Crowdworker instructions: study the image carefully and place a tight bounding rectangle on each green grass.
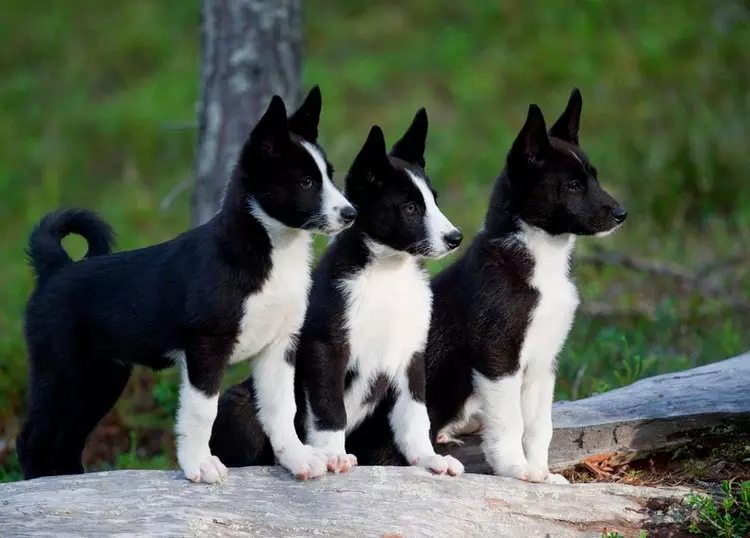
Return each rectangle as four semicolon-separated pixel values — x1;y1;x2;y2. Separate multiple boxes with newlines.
687;480;750;537
1;1;749;480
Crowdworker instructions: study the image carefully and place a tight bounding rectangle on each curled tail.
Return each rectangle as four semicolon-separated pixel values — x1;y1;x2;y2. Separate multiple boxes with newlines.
27;208;115;279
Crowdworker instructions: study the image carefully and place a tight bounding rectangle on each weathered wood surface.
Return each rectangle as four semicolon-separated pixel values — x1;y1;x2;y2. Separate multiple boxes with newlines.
191;0;302;226
0;467;689;538
441;353;750;474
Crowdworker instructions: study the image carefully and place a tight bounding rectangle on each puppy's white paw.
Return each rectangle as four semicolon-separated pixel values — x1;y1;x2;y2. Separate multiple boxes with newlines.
545;472;570;485
525;465;569;484
325;452;358;473
492;462;530;481
182;454;228;484
277;444;329;480
413;454;463;476
443;455;465;476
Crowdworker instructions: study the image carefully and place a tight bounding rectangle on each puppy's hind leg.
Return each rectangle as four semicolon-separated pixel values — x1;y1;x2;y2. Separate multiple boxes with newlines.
18;351;132;480
210;376;275;467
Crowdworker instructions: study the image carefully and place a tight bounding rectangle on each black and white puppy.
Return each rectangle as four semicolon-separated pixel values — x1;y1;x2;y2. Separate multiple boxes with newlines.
427;89;627;483
17;87;357;483
346;89;627;483
211;110;465;476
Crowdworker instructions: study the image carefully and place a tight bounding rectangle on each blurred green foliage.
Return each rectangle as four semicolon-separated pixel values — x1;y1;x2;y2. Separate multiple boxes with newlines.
1;0;749;481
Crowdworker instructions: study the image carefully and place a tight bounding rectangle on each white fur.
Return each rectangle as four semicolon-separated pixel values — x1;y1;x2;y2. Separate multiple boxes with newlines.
595;224;623;238
173;352;228;483
305;402;357;473
301;141;353;234
406;171;459;257
339;246;431;432
305;241;461;475
228;205;331;479
477;221;578;484
231;206;312;366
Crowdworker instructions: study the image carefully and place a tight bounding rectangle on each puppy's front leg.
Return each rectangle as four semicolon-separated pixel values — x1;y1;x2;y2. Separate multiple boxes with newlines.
252;337;328;480
522;365;568;484
390;353;464;476
302;342;357;473
474;370;529;481
175;340;230;484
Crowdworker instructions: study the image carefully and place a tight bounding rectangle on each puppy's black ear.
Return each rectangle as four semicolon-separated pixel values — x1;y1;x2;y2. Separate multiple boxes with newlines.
288;85;322;142
349;126;390;186
390;107;428;168
251;95;290;157
549;88;582;146
510;104;550;168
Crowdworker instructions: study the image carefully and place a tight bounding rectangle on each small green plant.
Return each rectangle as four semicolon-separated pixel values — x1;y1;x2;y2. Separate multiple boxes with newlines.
687;480;750;538
0;450;23;483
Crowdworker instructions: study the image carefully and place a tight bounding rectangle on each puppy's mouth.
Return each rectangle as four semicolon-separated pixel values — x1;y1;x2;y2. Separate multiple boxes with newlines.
593;222;623;238
420;245;460;260
308;219;355;237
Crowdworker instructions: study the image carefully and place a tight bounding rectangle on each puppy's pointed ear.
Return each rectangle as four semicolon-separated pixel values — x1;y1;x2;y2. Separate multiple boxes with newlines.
510;104;550;168
549;88;582;146
288;85;322;142
349;126;390;185
390;107;428;168
251;95;290;157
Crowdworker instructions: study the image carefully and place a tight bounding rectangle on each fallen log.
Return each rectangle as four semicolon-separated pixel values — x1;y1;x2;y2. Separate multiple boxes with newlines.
0;466;690;537
440;353;750;474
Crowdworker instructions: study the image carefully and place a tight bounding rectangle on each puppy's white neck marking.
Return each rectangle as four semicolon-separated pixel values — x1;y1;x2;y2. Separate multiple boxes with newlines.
516;220;575;273
364;236;413;264
248;198;310;249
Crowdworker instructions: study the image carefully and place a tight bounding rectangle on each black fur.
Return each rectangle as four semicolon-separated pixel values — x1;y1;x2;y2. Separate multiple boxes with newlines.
211;109;461;471
17;86;349;480
346;89;627;466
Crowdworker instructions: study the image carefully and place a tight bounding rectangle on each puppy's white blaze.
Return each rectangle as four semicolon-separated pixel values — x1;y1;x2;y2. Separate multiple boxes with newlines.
406;171;457;256
174;353;221;481
301;140;352;232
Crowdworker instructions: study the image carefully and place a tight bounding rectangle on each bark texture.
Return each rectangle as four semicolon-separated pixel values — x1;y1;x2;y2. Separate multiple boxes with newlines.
0;467;690;537
440;353;750;474
191;0;302;226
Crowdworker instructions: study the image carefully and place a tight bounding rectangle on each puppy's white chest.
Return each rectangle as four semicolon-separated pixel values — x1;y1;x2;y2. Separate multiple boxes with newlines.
519;233;579;370
230;234;312;363
342;257;432;371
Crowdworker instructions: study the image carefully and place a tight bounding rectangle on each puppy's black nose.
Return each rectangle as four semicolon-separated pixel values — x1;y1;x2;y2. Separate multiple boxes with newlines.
340;206;357;224
443;230;463;250
611;206;627;224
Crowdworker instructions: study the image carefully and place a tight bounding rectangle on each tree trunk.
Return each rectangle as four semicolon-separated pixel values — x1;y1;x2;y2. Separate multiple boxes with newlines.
191;0;303;227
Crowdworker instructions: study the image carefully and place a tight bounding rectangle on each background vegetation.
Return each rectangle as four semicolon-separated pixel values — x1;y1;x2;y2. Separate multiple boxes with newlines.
1;0;748;482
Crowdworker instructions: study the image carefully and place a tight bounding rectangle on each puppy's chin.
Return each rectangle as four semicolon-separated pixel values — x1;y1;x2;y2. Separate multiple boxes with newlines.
594;222;624;238
312;221;354;237
419;246;460;261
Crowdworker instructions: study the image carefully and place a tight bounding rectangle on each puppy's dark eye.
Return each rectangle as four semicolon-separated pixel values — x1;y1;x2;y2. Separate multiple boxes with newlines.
301;177;314;189
405;202;418;214
566;179;583;192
